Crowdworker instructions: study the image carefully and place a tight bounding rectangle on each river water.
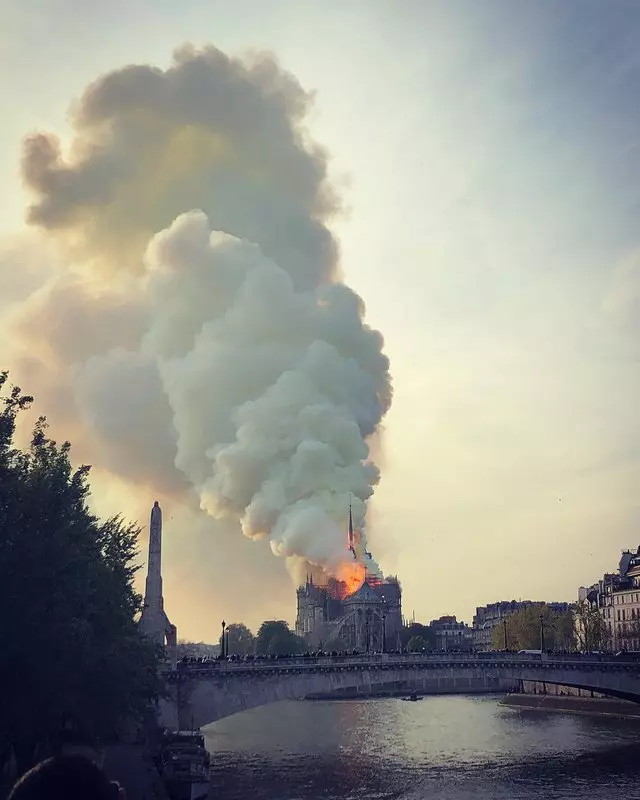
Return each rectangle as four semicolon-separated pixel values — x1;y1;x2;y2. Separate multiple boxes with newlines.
202;695;640;800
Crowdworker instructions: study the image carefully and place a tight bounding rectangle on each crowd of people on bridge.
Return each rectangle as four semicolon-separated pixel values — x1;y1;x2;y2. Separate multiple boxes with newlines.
172;647;639;676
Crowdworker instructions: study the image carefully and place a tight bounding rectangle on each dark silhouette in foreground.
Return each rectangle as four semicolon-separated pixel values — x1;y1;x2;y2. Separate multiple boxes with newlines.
8;755;125;800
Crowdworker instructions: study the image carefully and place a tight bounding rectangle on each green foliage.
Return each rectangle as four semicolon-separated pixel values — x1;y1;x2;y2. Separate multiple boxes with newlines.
400;623;435;650
255;620;304;655
255;620;289;654
407;635;428;652
0;372;162;769
266;631;305;656
491;604;576;651
220;623;255;656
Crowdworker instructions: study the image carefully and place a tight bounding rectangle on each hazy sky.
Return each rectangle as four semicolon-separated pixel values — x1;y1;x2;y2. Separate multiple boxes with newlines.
3;0;640;641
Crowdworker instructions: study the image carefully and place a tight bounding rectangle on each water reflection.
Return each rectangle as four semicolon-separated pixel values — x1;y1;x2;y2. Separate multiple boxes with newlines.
202;695;640;799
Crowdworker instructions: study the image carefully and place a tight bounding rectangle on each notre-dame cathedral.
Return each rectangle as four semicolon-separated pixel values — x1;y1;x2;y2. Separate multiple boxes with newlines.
295;508;402;651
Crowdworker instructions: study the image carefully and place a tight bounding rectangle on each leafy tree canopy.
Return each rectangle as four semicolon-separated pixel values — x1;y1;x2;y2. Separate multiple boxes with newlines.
255;620;290;654
0;372;162;772
220;623;255;656
573;600;611;652
400;623;435;650
407;635;429;652
492;603;576;651
255;620;304;655
266;631;305;656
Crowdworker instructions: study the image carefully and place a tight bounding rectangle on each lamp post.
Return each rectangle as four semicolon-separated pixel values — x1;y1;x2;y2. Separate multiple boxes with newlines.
539;614;545;653
221;620;226;659
226;627;231;658
503;618;508;651
382;614;387;654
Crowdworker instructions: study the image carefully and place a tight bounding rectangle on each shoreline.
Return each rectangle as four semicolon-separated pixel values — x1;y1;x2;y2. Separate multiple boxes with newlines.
501;692;640;719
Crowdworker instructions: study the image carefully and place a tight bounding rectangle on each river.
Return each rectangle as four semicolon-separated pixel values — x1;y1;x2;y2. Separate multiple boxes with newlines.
202;695;640;800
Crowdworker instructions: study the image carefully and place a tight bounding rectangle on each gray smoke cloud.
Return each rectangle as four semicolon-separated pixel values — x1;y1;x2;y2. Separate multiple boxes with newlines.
21;44;338;288
10;44;392;580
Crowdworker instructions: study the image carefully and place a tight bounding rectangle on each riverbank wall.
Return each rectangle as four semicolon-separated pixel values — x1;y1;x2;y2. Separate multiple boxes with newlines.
503;680;640;718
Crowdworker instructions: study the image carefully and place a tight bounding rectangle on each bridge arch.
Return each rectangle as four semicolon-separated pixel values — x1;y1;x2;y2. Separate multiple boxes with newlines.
160;655;640;729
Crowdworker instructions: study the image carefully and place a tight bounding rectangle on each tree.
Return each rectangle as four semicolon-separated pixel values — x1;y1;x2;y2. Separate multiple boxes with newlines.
255;621;289;654
574;600;611;652
266;631;305;656
492;604;576;651
407;635;428;652
0;372;162;773
255;620;304;655
220;623;255;656
400;623;435;651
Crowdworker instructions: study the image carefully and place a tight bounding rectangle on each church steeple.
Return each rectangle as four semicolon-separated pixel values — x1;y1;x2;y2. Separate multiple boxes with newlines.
348;501;356;559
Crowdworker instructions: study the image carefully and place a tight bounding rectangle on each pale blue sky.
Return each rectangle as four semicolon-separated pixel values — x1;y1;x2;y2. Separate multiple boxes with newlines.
3;1;640;638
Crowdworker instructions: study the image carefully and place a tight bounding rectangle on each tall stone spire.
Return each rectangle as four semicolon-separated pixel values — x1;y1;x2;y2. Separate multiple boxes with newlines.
348;501;356;559
144;500;164;618
139;501;177;666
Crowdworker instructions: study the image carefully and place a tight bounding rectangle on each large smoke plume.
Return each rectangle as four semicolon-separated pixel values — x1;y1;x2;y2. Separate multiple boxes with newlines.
11;44;392;581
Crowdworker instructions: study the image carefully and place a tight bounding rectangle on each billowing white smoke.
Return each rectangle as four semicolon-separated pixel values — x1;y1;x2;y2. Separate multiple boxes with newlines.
142;211;389;575
8;44;392;581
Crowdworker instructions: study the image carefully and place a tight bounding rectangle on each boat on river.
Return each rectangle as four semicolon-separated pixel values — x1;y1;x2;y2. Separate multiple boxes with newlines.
158;730;212;800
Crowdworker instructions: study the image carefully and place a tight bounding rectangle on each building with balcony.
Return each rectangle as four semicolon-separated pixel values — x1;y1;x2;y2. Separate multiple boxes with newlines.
579;547;640;651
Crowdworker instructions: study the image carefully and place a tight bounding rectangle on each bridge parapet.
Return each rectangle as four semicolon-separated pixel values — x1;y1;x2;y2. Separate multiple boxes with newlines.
168;652;640;682
159;653;640;730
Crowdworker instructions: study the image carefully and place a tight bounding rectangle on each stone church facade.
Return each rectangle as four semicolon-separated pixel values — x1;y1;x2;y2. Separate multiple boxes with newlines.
295;575;403;651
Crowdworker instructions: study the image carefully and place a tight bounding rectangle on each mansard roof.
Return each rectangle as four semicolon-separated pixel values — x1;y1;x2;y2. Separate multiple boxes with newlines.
344;580;380;604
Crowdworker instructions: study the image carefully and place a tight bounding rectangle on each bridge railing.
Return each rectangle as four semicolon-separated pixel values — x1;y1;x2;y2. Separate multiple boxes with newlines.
170;651;638;677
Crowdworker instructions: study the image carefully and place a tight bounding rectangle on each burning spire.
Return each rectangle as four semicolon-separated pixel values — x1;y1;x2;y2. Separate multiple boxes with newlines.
348;501;356;560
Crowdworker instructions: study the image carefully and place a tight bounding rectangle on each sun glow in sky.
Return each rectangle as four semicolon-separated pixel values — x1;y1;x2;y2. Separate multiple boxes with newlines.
3;0;640;640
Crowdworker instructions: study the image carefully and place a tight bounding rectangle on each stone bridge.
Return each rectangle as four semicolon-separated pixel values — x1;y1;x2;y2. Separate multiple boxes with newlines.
159;653;640;729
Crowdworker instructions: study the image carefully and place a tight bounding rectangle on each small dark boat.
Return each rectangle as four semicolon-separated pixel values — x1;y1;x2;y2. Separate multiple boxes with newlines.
401;692;422;702
159;730;211;800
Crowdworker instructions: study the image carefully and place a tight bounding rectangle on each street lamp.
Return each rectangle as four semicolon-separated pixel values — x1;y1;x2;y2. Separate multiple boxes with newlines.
539;614;545;653
503;618;508;651
221;620;226;659
226;627;231;657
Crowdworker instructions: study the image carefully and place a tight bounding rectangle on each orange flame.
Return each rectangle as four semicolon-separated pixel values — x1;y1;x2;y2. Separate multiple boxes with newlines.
335;561;365;597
